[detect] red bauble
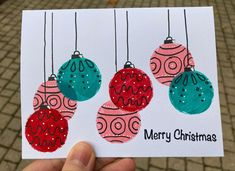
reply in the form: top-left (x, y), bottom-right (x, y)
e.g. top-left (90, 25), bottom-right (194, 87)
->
top-left (109, 67), bottom-right (153, 112)
top-left (25, 108), bottom-right (68, 152)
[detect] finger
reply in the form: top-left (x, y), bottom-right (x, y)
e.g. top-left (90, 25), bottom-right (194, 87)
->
top-left (62, 142), bottom-right (96, 171)
top-left (100, 158), bottom-right (135, 171)
top-left (95, 158), bottom-right (116, 170)
top-left (23, 159), bottom-right (65, 171)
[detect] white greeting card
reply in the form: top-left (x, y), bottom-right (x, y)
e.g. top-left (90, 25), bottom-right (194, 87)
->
top-left (21, 7), bottom-right (223, 159)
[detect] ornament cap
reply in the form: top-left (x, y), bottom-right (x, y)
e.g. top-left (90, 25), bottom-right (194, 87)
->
top-left (124, 61), bottom-right (135, 68)
top-left (39, 104), bottom-right (50, 110)
top-left (164, 36), bottom-right (174, 44)
top-left (71, 51), bottom-right (83, 59)
top-left (48, 74), bottom-right (56, 81)
top-left (184, 67), bottom-right (193, 72)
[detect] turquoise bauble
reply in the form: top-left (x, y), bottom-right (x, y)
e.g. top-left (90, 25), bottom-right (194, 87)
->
top-left (57, 53), bottom-right (101, 101)
top-left (169, 68), bottom-right (214, 114)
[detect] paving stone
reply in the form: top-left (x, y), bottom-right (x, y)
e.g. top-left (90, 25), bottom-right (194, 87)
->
top-left (1, 69), bottom-right (17, 80)
top-left (224, 140), bottom-right (235, 153)
top-left (9, 91), bottom-right (20, 104)
top-left (219, 93), bottom-right (227, 106)
top-left (0, 160), bottom-right (16, 171)
top-left (228, 95), bottom-right (235, 104)
top-left (0, 147), bottom-right (7, 161)
top-left (149, 167), bottom-right (165, 171)
top-left (222, 123), bottom-right (234, 141)
top-left (7, 118), bottom-right (21, 131)
top-left (0, 89), bottom-right (15, 97)
top-left (0, 58), bottom-right (13, 67)
top-left (168, 158), bottom-right (185, 171)
top-left (205, 167), bottom-right (221, 171)
top-left (222, 152), bottom-right (235, 170)
top-left (0, 96), bottom-right (8, 110)
top-left (12, 137), bottom-right (21, 151)
top-left (0, 79), bottom-right (8, 88)
top-left (221, 106), bottom-right (229, 115)
top-left (204, 158), bottom-right (221, 168)
top-left (4, 149), bottom-right (21, 163)
top-left (9, 63), bottom-right (19, 70)
top-left (0, 129), bottom-right (17, 147)
top-left (229, 104), bottom-right (235, 116)
top-left (187, 161), bottom-right (203, 171)
top-left (187, 157), bottom-right (203, 164)
top-left (0, 114), bottom-right (11, 129)
top-left (2, 103), bottom-right (18, 115)
top-left (135, 157), bottom-right (148, 170)
top-left (223, 77), bottom-right (235, 88)
top-left (7, 52), bottom-right (18, 59)
top-left (0, 50), bottom-right (8, 60)
top-left (11, 71), bottom-right (19, 84)
top-left (16, 160), bottom-right (32, 171)
top-left (5, 82), bottom-right (19, 90)
top-left (150, 158), bottom-right (167, 169)
top-left (14, 108), bottom-right (21, 118)
top-left (221, 114), bottom-right (231, 123)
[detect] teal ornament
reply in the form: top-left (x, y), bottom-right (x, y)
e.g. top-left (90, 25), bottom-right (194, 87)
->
top-left (57, 52), bottom-right (101, 101)
top-left (169, 68), bottom-right (214, 114)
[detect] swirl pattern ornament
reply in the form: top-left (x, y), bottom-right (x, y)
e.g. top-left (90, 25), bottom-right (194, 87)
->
top-left (150, 43), bottom-right (195, 86)
top-left (169, 69), bottom-right (214, 114)
top-left (109, 68), bottom-right (153, 112)
top-left (96, 101), bottom-right (141, 143)
top-left (57, 57), bottom-right (102, 101)
top-left (33, 80), bottom-right (77, 120)
top-left (25, 108), bottom-right (68, 152)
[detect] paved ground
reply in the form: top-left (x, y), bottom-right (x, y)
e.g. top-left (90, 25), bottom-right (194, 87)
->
top-left (0, 0), bottom-right (234, 170)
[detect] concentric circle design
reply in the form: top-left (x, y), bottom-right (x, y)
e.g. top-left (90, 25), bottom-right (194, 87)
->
top-left (150, 43), bottom-right (195, 86)
top-left (33, 80), bottom-right (77, 120)
top-left (96, 101), bottom-right (141, 143)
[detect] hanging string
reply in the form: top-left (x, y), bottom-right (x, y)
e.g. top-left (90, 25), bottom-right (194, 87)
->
top-left (51, 12), bottom-right (55, 76)
top-left (184, 9), bottom-right (190, 67)
top-left (114, 10), bottom-right (117, 72)
top-left (43, 12), bottom-right (47, 105)
top-left (167, 9), bottom-right (171, 38)
top-left (126, 11), bottom-right (129, 62)
top-left (75, 12), bottom-right (78, 52)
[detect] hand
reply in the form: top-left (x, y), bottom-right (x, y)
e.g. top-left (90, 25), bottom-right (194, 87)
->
top-left (23, 142), bottom-right (135, 171)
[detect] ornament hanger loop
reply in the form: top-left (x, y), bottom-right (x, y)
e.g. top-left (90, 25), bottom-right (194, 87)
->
top-left (124, 61), bottom-right (135, 68)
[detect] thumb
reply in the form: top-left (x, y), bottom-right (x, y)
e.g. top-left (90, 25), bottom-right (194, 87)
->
top-left (62, 142), bottom-right (96, 171)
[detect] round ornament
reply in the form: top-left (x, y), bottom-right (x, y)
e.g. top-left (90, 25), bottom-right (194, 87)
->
top-left (33, 77), bottom-right (77, 120)
top-left (150, 39), bottom-right (195, 86)
top-left (109, 63), bottom-right (153, 112)
top-left (96, 100), bottom-right (141, 143)
top-left (57, 52), bottom-right (102, 101)
top-left (25, 107), bottom-right (68, 152)
top-left (169, 68), bottom-right (214, 114)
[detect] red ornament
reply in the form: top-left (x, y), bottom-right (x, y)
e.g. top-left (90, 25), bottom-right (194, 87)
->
top-left (150, 40), bottom-right (195, 86)
top-left (109, 66), bottom-right (153, 112)
top-left (25, 107), bottom-right (68, 152)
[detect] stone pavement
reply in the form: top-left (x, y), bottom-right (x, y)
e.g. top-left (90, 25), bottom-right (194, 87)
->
top-left (0, 0), bottom-right (234, 170)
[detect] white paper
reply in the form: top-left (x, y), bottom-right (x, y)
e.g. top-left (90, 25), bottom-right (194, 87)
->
top-left (21, 7), bottom-right (223, 158)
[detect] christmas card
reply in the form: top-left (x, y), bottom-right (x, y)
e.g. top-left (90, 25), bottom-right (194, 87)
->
top-left (21, 7), bottom-right (223, 158)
